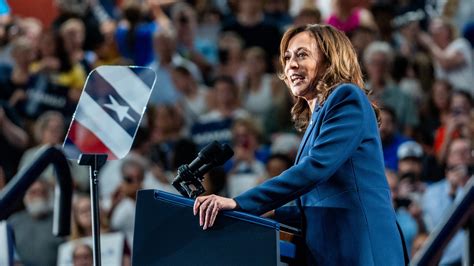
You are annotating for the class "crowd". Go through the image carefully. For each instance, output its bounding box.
[0,0,473,265]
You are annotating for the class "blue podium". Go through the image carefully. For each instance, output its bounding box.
[132,190,301,265]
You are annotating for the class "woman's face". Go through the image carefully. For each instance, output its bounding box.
[75,197,91,230]
[366,52,389,82]
[215,81,237,107]
[42,115,65,145]
[244,52,266,75]
[430,19,451,48]
[283,32,322,100]
[432,82,450,110]
[233,124,258,151]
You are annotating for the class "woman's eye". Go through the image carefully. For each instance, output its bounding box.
[284,55,290,61]
[297,52,307,58]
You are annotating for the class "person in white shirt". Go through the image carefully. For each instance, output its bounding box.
[419,17,474,96]
[109,158,145,248]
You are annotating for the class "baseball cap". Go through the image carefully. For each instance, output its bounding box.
[397,141,423,160]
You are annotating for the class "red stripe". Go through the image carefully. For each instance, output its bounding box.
[68,121,118,160]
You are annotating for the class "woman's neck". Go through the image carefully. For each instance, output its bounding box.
[307,98,317,113]
[218,104,235,117]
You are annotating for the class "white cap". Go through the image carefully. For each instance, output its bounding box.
[397,141,423,160]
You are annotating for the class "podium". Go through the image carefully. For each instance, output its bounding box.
[132,190,301,265]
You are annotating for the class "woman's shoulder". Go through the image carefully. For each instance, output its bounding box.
[320,83,370,113]
[328,83,367,101]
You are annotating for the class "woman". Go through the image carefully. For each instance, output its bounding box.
[193,24,407,265]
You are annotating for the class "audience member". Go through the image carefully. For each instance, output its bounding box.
[171,65,210,129]
[72,243,93,266]
[419,79,453,145]
[221,0,281,72]
[386,169,419,257]
[18,111,89,191]
[0,103,28,179]
[419,17,474,96]
[265,153,292,179]
[114,0,169,66]
[422,138,473,265]
[226,117,268,197]
[326,0,377,34]
[199,76,248,123]
[240,47,277,127]
[212,31,245,84]
[1,1,473,263]
[433,90,472,163]
[379,107,409,171]
[59,18,91,73]
[171,2,214,79]
[292,7,322,27]
[148,29,202,105]
[109,157,145,247]
[70,195,109,240]
[7,180,64,265]
[263,0,293,31]
[364,41,419,135]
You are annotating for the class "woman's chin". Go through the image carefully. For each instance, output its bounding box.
[291,84,310,98]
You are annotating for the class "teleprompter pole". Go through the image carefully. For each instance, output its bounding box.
[78,154,108,266]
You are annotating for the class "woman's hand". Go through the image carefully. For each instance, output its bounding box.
[193,194,237,230]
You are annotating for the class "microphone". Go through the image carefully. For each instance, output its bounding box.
[172,141,234,198]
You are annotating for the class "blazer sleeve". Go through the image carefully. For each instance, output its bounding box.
[234,84,368,215]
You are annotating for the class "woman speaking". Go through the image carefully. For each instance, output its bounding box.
[193,24,407,266]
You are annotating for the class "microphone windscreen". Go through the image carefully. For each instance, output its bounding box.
[215,144,234,166]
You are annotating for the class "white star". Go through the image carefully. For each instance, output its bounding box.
[103,95,135,123]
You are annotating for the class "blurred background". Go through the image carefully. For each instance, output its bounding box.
[0,0,473,265]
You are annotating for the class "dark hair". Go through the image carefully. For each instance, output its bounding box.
[380,105,398,125]
[173,65,192,77]
[55,31,73,72]
[131,126,150,150]
[296,7,322,23]
[213,75,237,89]
[123,2,143,59]
[391,55,409,83]
[267,153,293,169]
[213,75,239,99]
[451,90,473,107]
[171,139,197,170]
[206,167,227,195]
[120,158,145,178]
[149,144,168,168]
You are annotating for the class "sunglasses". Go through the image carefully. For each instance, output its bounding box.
[123,175,141,184]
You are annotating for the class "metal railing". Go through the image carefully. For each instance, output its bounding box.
[411,178,474,266]
[0,145,73,236]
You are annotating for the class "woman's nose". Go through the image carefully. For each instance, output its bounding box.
[287,57,298,69]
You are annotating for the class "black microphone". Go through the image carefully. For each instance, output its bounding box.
[172,141,234,198]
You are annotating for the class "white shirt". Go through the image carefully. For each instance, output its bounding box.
[434,38,474,96]
[242,74,274,122]
[110,197,136,248]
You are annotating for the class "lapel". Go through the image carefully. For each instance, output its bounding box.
[294,105,321,164]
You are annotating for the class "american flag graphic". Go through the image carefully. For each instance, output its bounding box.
[63,66,156,160]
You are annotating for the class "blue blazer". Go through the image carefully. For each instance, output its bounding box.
[234,84,406,265]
